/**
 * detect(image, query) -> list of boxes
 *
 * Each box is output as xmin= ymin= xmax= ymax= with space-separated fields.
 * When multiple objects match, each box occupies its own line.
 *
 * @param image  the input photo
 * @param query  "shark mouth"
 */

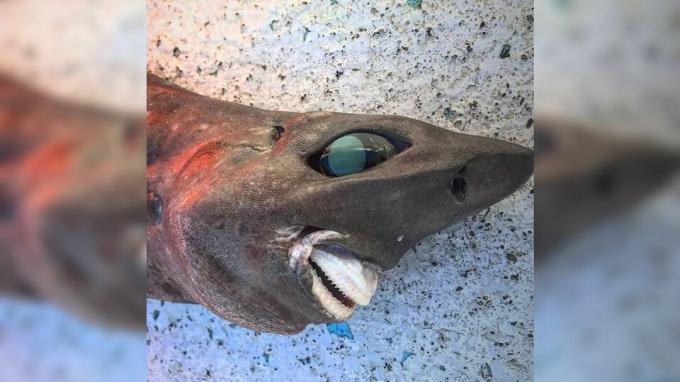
xmin=288 ymin=229 xmax=380 ymax=320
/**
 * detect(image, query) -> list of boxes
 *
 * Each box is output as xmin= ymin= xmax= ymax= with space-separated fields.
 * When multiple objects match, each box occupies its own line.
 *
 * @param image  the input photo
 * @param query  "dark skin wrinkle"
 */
xmin=147 ymin=73 xmax=533 ymax=334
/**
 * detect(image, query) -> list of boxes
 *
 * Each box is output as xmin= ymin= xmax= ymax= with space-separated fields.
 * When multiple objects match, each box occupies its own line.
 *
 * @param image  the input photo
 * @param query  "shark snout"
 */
xmin=449 ymin=137 xmax=533 ymax=211
xmin=290 ymin=121 xmax=533 ymax=271
xmin=380 ymin=131 xmax=533 ymax=268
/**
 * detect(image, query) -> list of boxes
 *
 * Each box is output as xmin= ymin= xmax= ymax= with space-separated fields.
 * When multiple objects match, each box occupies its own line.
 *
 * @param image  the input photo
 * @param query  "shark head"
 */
xmin=146 ymin=74 xmax=533 ymax=333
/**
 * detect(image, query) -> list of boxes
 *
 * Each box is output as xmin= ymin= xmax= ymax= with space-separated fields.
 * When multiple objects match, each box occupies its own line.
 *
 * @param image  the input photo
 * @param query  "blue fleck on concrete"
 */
xmin=326 ymin=322 xmax=354 ymax=339
xmin=400 ymin=351 xmax=416 ymax=366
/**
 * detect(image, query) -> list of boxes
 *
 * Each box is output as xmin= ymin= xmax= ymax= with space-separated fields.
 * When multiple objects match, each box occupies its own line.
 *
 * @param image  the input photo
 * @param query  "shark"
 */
xmin=146 ymin=73 xmax=534 ymax=334
xmin=0 ymin=72 xmax=146 ymax=329
xmin=534 ymin=115 xmax=680 ymax=259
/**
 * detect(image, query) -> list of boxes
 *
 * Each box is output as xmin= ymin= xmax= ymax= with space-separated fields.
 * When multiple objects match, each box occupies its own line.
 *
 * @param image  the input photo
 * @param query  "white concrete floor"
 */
xmin=0 ymin=298 xmax=145 ymax=382
xmin=147 ymin=1 xmax=534 ymax=381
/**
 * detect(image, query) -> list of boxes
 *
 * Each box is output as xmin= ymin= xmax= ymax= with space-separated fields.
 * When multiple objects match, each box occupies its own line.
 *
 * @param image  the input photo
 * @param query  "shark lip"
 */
xmin=288 ymin=228 xmax=380 ymax=320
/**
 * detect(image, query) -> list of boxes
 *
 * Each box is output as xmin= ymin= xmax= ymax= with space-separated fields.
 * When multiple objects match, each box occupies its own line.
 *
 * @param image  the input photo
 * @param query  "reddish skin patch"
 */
xmin=178 ymin=142 xmax=222 ymax=177
xmin=0 ymin=73 xmax=146 ymax=328
xmin=17 ymin=140 xmax=79 ymax=216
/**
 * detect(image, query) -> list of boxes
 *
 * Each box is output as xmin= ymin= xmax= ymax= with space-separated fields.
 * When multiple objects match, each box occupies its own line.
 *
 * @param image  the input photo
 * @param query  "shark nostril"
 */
xmin=449 ymin=177 xmax=467 ymax=203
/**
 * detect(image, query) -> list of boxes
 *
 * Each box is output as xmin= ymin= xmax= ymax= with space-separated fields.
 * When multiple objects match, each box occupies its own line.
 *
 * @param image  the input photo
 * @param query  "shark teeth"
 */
xmin=288 ymin=229 xmax=380 ymax=320
xmin=309 ymin=245 xmax=379 ymax=306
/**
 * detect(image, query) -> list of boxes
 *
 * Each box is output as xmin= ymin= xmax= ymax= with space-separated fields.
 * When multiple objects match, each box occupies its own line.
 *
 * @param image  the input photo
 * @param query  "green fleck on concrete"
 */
xmin=407 ymin=0 xmax=422 ymax=9
xmin=443 ymin=107 xmax=454 ymax=120
xmin=400 ymin=351 xmax=415 ymax=365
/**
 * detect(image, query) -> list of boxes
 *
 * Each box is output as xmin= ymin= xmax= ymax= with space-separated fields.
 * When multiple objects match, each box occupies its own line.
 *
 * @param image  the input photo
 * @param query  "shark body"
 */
xmin=147 ymin=74 xmax=533 ymax=334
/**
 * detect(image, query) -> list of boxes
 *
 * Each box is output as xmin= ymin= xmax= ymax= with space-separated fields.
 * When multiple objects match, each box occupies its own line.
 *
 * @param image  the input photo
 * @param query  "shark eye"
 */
xmin=317 ymin=133 xmax=396 ymax=177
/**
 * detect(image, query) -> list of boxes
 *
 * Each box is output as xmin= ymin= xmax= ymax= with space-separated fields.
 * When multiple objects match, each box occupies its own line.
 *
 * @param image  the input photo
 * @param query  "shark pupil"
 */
xmin=319 ymin=133 xmax=395 ymax=177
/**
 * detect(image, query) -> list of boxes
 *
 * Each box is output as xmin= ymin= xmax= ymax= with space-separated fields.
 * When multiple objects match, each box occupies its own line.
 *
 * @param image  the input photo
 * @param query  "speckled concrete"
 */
xmin=0 ymin=298 xmax=145 ymax=382
xmin=535 ymin=178 xmax=680 ymax=381
xmin=0 ymin=0 xmax=146 ymax=112
xmin=147 ymin=1 xmax=534 ymax=381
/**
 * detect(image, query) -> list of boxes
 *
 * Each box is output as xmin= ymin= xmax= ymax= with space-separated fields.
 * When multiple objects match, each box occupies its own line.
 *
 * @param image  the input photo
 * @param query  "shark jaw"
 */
xmin=288 ymin=229 xmax=380 ymax=320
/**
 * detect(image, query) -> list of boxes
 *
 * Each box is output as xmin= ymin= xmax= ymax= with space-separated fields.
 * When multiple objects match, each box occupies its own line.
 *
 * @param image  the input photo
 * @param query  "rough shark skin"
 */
xmin=146 ymin=74 xmax=533 ymax=334
xmin=0 ymin=73 xmax=146 ymax=329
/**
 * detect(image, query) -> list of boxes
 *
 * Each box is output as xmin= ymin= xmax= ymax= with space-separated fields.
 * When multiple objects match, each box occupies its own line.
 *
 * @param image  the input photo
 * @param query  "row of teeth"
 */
xmin=288 ymin=229 xmax=379 ymax=320
xmin=309 ymin=261 xmax=355 ymax=320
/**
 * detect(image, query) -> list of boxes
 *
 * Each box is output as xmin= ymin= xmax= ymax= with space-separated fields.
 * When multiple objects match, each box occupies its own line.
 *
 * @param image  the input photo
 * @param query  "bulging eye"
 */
xmin=316 ymin=133 xmax=397 ymax=177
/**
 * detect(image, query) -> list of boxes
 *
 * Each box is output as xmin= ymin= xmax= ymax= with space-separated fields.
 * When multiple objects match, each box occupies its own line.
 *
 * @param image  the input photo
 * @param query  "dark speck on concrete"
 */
xmin=152 ymin=310 xmax=160 ymax=321
xmin=303 ymin=26 xmax=311 ymax=42
xmin=208 ymin=61 xmax=223 ymax=76
xmin=173 ymin=47 xmax=180 ymax=58
xmin=480 ymin=362 xmax=493 ymax=381
xmin=500 ymin=44 xmax=511 ymax=59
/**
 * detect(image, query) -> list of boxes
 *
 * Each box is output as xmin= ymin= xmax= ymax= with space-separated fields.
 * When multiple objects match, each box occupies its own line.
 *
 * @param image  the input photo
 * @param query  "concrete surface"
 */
xmin=535 ymin=178 xmax=680 ymax=381
xmin=147 ymin=1 xmax=534 ymax=381
xmin=535 ymin=0 xmax=680 ymax=146
xmin=0 ymin=298 xmax=145 ymax=382
xmin=0 ymin=0 xmax=146 ymax=113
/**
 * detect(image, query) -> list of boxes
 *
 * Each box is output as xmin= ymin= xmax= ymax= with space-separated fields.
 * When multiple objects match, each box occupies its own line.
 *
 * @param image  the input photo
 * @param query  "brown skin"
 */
xmin=147 ymin=74 xmax=533 ymax=334
xmin=0 ymin=73 xmax=146 ymax=329
xmin=535 ymin=116 xmax=680 ymax=259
